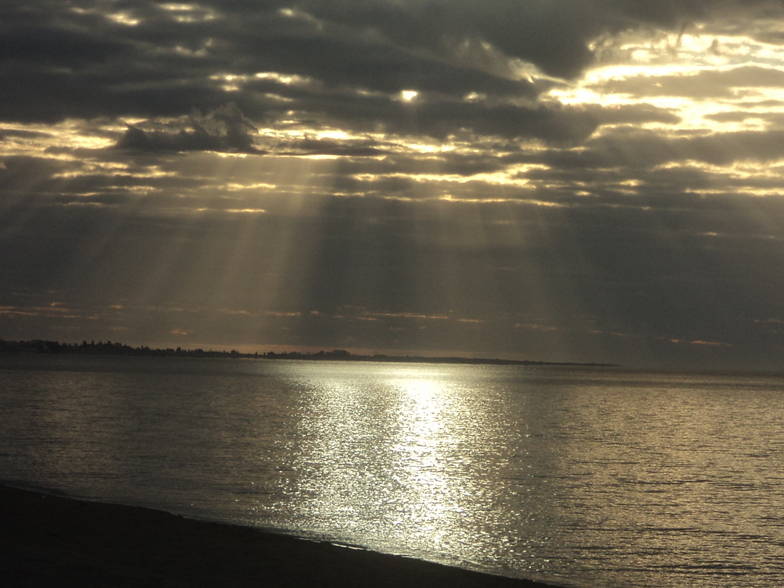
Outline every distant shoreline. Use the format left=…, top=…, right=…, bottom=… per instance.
left=0, top=339, right=618, bottom=368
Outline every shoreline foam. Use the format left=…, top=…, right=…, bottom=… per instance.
left=0, top=484, right=564, bottom=588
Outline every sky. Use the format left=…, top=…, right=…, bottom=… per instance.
left=2, top=0, right=784, bottom=371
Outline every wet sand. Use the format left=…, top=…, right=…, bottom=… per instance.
left=0, top=484, right=563, bottom=588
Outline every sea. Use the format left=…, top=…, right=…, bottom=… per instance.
left=0, top=354, right=782, bottom=588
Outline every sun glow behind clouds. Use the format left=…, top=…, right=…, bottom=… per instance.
left=159, top=3, right=219, bottom=23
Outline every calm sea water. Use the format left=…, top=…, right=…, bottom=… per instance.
left=1, top=355, right=783, bottom=588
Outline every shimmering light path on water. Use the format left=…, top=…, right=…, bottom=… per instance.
left=1, top=356, right=783, bottom=588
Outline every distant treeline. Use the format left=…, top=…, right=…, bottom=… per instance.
left=0, top=339, right=616, bottom=367
left=0, top=339, right=246, bottom=358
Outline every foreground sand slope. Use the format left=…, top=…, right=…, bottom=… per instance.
left=0, top=484, right=561, bottom=588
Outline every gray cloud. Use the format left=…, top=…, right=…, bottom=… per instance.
left=284, top=0, right=784, bottom=78
left=535, top=127, right=784, bottom=170
left=116, top=103, right=262, bottom=153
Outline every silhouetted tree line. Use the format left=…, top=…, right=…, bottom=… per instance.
left=0, top=339, right=616, bottom=366
left=0, top=339, right=247, bottom=358
left=0, top=340, right=359, bottom=360
left=0, top=340, right=347, bottom=359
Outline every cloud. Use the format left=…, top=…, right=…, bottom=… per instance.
left=3, top=0, right=780, bottom=128
left=535, top=127, right=784, bottom=171
left=586, top=103, right=681, bottom=126
left=282, top=0, right=784, bottom=78
left=279, top=137, right=390, bottom=157
left=333, top=99, right=601, bottom=143
left=116, top=103, right=261, bottom=153
left=593, top=66, right=784, bottom=100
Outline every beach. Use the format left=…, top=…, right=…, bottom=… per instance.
left=0, top=484, right=561, bottom=588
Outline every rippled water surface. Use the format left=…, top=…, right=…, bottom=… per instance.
left=1, top=355, right=783, bottom=588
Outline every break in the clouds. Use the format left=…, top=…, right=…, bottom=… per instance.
left=2, top=0, right=784, bottom=370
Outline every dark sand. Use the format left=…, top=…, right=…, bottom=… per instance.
left=0, top=484, right=564, bottom=588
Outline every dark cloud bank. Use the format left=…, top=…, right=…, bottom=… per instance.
left=2, top=0, right=784, bottom=370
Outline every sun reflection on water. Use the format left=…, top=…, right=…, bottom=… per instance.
left=290, top=364, right=496, bottom=565
left=386, top=377, right=462, bottom=547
